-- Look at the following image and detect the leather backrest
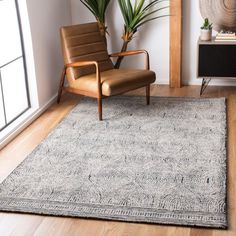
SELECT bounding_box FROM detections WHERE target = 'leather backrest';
[60,22,114,83]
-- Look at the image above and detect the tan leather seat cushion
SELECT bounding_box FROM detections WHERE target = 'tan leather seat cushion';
[69,69,156,96]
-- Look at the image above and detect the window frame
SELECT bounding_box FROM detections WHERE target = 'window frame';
[0,0,31,132]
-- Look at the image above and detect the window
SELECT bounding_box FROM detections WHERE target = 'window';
[0,0,30,131]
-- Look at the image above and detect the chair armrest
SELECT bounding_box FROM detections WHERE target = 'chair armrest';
[66,61,98,69]
[109,50,150,70]
[65,61,102,97]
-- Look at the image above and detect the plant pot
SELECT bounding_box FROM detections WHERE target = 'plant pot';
[200,29,212,41]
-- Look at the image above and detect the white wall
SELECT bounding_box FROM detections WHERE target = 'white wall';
[182,0,236,86]
[71,0,236,86]
[26,0,72,107]
[70,0,169,84]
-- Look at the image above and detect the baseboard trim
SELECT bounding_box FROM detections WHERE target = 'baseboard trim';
[183,79,236,86]
[0,94,57,150]
[155,80,236,86]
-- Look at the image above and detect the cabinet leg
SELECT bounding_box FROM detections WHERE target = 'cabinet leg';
[200,78,211,96]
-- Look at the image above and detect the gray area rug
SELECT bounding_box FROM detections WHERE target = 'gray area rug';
[0,96,227,228]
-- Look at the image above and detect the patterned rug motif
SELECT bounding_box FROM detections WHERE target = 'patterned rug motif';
[0,96,227,228]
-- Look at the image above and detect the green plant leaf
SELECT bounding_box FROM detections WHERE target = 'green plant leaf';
[80,0,111,24]
[118,0,169,41]
[80,1,97,16]
[135,0,145,15]
[136,14,169,28]
[127,0,134,22]
[201,17,213,30]
[138,6,170,23]
[144,0,169,11]
[118,0,130,26]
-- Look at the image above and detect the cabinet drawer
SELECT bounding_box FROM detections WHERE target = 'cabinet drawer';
[198,45,236,77]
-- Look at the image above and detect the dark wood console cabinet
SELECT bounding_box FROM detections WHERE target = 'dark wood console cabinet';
[197,38,236,94]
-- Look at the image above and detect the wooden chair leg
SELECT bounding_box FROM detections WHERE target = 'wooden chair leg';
[146,85,150,105]
[97,97,102,121]
[57,67,66,104]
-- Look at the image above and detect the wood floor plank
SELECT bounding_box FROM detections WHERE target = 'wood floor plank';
[0,85,235,236]
[0,213,43,236]
[33,217,80,236]
[190,228,213,236]
[167,227,190,236]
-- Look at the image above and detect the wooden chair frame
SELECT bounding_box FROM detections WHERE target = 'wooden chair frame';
[57,49,151,121]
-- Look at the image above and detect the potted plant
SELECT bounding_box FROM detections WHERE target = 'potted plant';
[80,0,111,41]
[80,0,169,68]
[200,18,213,41]
[115,0,169,68]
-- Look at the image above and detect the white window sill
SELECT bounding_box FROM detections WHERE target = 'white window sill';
[0,94,57,150]
[0,107,38,149]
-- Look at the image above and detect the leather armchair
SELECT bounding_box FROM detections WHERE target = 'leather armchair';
[58,22,156,120]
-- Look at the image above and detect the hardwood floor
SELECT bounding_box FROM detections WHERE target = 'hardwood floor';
[0,85,235,236]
